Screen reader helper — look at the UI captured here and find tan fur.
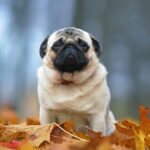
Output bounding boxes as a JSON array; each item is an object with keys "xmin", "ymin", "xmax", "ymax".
[{"xmin": 37, "ymin": 27, "xmax": 116, "ymax": 135}]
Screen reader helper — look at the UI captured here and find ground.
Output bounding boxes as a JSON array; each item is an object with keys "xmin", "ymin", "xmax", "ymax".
[{"xmin": 0, "ymin": 106, "xmax": 150, "ymax": 150}]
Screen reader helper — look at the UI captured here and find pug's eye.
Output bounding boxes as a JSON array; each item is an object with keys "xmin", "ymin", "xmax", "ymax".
[
  {"xmin": 52, "ymin": 38, "xmax": 64, "ymax": 51},
  {"xmin": 77, "ymin": 38, "xmax": 89, "ymax": 52}
]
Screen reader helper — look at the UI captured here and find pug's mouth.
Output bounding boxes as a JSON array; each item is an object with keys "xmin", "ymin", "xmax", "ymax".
[
  {"xmin": 60, "ymin": 72, "xmax": 74, "ymax": 85},
  {"xmin": 60, "ymin": 80, "xmax": 74, "ymax": 85}
]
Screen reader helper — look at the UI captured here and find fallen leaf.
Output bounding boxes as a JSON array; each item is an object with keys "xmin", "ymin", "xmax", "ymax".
[
  {"xmin": 0, "ymin": 140, "xmax": 21, "ymax": 149},
  {"xmin": 139, "ymin": 106, "xmax": 150, "ymax": 135},
  {"xmin": 133, "ymin": 128, "xmax": 145, "ymax": 150},
  {"xmin": 26, "ymin": 118, "xmax": 40, "ymax": 125},
  {"xmin": 0, "ymin": 106, "xmax": 150, "ymax": 149},
  {"xmin": 19, "ymin": 142, "xmax": 37, "ymax": 150},
  {"xmin": 0, "ymin": 107, "xmax": 19, "ymax": 125}
]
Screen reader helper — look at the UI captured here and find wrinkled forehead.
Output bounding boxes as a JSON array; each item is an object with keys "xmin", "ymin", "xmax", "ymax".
[
  {"xmin": 56, "ymin": 27, "xmax": 86, "ymax": 37},
  {"xmin": 48, "ymin": 27, "xmax": 92, "ymax": 45}
]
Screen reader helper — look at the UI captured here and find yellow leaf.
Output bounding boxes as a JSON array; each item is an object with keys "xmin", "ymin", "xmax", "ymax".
[
  {"xmin": 133, "ymin": 128, "xmax": 145, "ymax": 150},
  {"xmin": 19, "ymin": 142, "xmax": 37, "ymax": 150}
]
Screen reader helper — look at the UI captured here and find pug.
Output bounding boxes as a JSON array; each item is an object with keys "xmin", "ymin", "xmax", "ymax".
[{"xmin": 37, "ymin": 27, "xmax": 116, "ymax": 135}]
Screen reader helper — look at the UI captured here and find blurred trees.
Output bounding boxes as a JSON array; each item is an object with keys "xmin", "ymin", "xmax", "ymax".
[
  {"xmin": 74, "ymin": 0, "xmax": 150, "ymax": 119},
  {"xmin": 0, "ymin": 0, "xmax": 76, "ymax": 117}
]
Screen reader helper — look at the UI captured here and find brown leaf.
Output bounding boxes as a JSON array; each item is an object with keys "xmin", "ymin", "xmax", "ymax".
[
  {"xmin": 60, "ymin": 121, "xmax": 101, "ymax": 140},
  {"xmin": 139, "ymin": 106, "xmax": 150, "ymax": 134},
  {"xmin": 0, "ymin": 125, "xmax": 29, "ymax": 142},
  {"xmin": 0, "ymin": 124, "xmax": 54, "ymax": 147},
  {"xmin": 0, "ymin": 107, "xmax": 19, "ymax": 125},
  {"xmin": 26, "ymin": 118, "xmax": 40, "ymax": 125},
  {"xmin": 0, "ymin": 106, "xmax": 150, "ymax": 149}
]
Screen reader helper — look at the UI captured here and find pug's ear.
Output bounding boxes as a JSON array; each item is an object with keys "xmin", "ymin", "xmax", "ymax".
[
  {"xmin": 90, "ymin": 35, "xmax": 102, "ymax": 58},
  {"xmin": 40, "ymin": 36, "xmax": 49, "ymax": 58}
]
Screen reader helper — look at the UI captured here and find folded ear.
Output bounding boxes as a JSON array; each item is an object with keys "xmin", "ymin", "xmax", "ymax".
[
  {"xmin": 39, "ymin": 36, "xmax": 49, "ymax": 58},
  {"xmin": 90, "ymin": 35, "xmax": 102, "ymax": 58}
]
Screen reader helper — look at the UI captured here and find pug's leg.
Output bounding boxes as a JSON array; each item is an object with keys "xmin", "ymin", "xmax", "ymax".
[
  {"xmin": 40, "ymin": 107, "xmax": 56, "ymax": 124},
  {"xmin": 105, "ymin": 110, "xmax": 116, "ymax": 135},
  {"xmin": 89, "ymin": 113, "xmax": 106, "ymax": 135}
]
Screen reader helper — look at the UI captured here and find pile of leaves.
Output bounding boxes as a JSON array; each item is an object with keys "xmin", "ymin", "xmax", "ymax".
[{"xmin": 0, "ymin": 106, "xmax": 150, "ymax": 150}]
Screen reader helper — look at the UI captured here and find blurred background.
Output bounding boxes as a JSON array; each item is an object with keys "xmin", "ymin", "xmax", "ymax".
[{"xmin": 0, "ymin": 0, "xmax": 150, "ymax": 120}]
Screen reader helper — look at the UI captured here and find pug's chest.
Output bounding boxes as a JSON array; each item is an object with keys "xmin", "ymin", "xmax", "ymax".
[{"xmin": 41, "ymin": 85, "xmax": 104, "ymax": 114}]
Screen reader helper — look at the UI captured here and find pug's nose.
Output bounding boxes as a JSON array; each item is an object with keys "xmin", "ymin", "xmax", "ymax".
[
  {"xmin": 65, "ymin": 45, "xmax": 75, "ymax": 55},
  {"xmin": 64, "ymin": 45, "xmax": 77, "ymax": 65},
  {"xmin": 65, "ymin": 54, "xmax": 75, "ymax": 63}
]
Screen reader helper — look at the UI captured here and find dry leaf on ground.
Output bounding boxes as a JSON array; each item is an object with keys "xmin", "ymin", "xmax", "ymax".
[{"xmin": 0, "ymin": 106, "xmax": 150, "ymax": 150}]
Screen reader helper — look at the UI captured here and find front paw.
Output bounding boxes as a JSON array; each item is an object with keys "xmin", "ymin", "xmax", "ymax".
[
  {"xmin": 89, "ymin": 114, "xmax": 106, "ymax": 135},
  {"xmin": 39, "ymin": 108, "xmax": 51, "ymax": 124}
]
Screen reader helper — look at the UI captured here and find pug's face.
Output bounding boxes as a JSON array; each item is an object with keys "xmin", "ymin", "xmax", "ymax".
[{"xmin": 39, "ymin": 27, "xmax": 102, "ymax": 84}]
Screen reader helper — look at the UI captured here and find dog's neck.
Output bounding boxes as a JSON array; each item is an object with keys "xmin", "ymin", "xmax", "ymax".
[
  {"xmin": 37, "ymin": 63, "xmax": 108, "ymax": 103},
  {"xmin": 60, "ymin": 69, "xmax": 97, "ymax": 85}
]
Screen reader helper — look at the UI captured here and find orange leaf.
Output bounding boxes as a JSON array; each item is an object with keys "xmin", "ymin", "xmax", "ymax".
[
  {"xmin": 19, "ymin": 142, "xmax": 37, "ymax": 150},
  {"xmin": 0, "ymin": 107, "xmax": 19, "ymax": 125},
  {"xmin": 26, "ymin": 118, "xmax": 40, "ymax": 125},
  {"xmin": 139, "ymin": 106, "xmax": 150, "ymax": 134}
]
